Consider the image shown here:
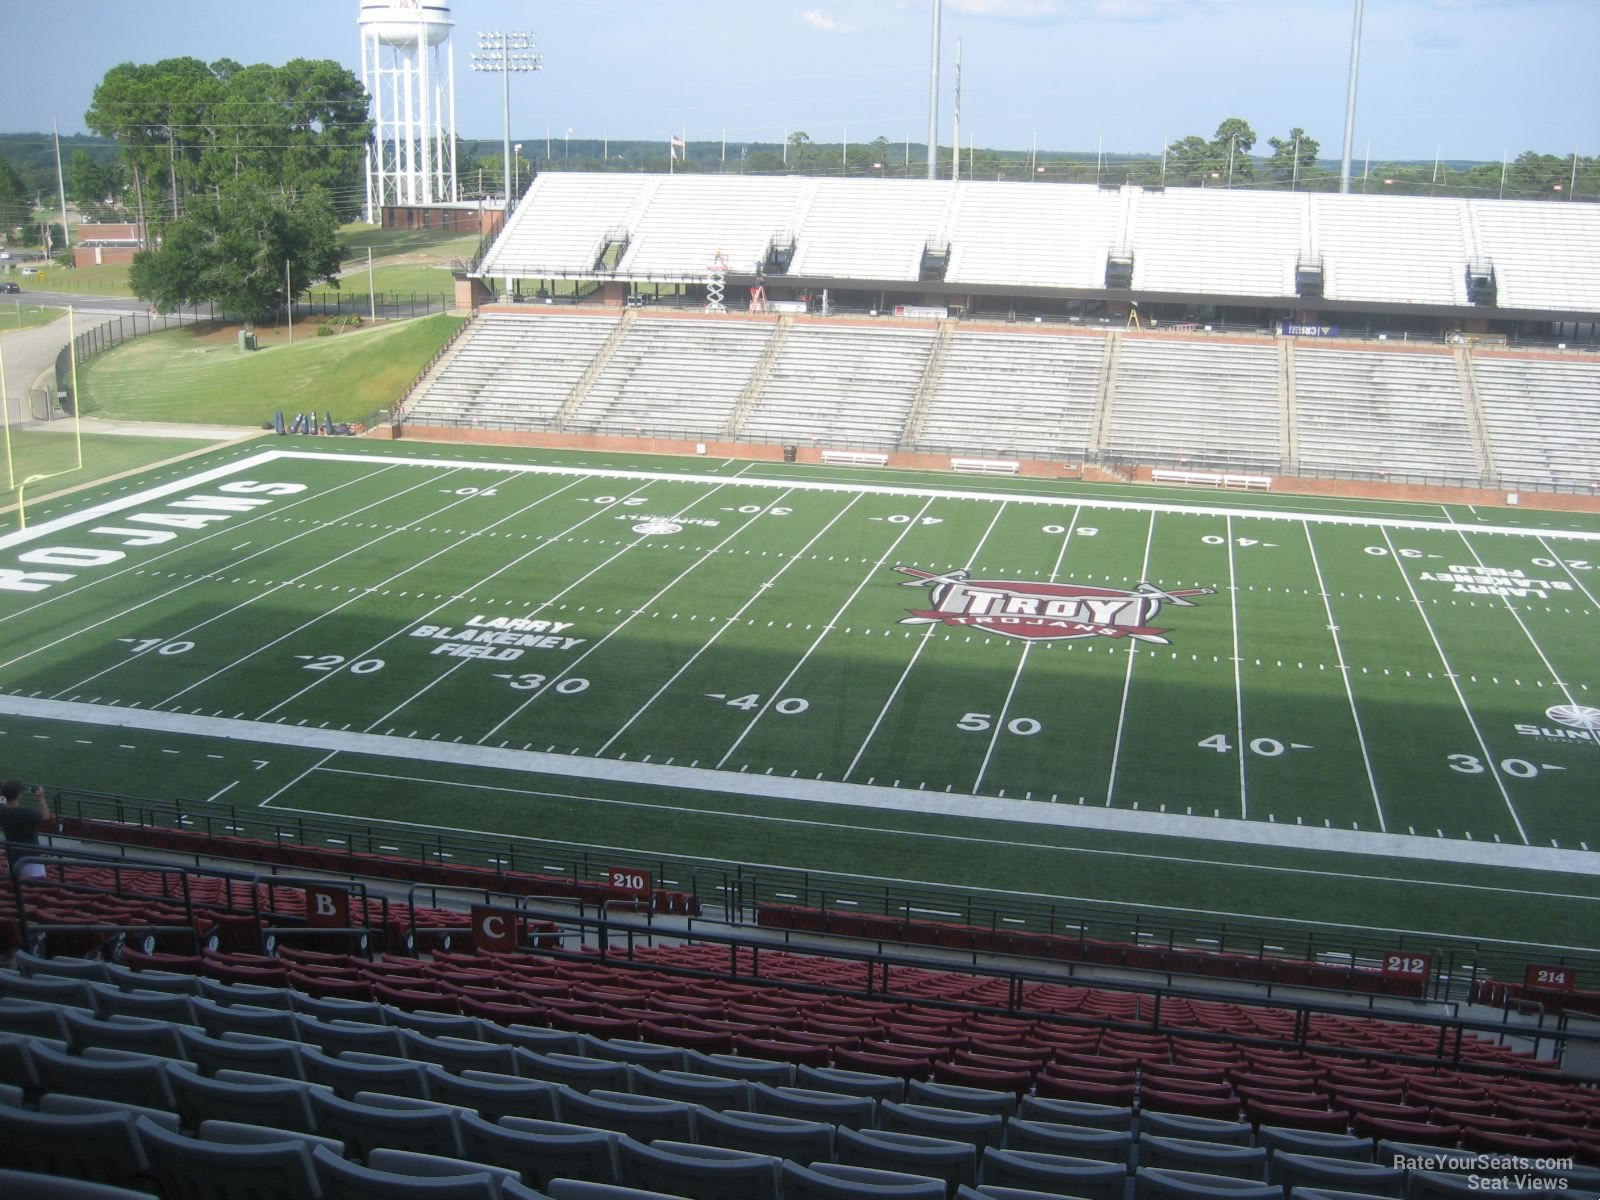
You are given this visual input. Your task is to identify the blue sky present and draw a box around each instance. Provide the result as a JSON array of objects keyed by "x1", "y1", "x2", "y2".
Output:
[{"x1": 2, "y1": 0, "x2": 1594, "y2": 162}]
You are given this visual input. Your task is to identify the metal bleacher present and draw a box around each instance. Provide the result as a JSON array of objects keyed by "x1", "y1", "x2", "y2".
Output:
[
  {"x1": 1294, "y1": 349, "x2": 1481, "y2": 480},
  {"x1": 1471, "y1": 354, "x2": 1600, "y2": 490},
  {"x1": 480, "y1": 174, "x2": 653, "y2": 278},
  {"x1": 1105, "y1": 339, "x2": 1283, "y2": 470},
  {"x1": 1471, "y1": 199, "x2": 1600, "y2": 312},
  {"x1": 945, "y1": 183, "x2": 1122, "y2": 290},
  {"x1": 915, "y1": 331, "x2": 1105, "y2": 459},
  {"x1": 615, "y1": 176, "x2": 812, "y2": 280},
  {"x1": 1311, "y1": 194, "x2": 1470, "y2": 307},
  {"x1": 565, "y1": 318, "x2": 776, "y2": 439},
  {"x1": 737, "y1": 325, "x2": 936, "y2": 447},
  {"x1": 762, "y1": 180, "x2": 952, "y2": 282},
  {"x1": 407, "y1": 312, "x2": 620, "y2": 430},
  {"x1": 1131, "y1": 190, "x2": 1301, "y2": 298}
]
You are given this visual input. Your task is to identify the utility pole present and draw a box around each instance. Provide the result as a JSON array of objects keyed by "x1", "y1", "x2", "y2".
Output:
[
  {"x1": 367, "y1": 247, "x2": 376, "y2": 323},
  {"x1": 52, "y1": 117, "x2": 70, "y2": 256},
  {"x1": 285, "y1": 259, "x2": 294, "y2": 343}
]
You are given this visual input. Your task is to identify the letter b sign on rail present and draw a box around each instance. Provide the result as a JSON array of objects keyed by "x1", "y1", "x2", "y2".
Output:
[{"x1": 305, "y1": 885, "x2": 350, "y2": 929}]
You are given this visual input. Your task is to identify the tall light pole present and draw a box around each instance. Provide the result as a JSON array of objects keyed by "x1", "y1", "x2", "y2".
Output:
[
  {"x1": 1338, "y1": 0, "x2": 1364, "y2": 195},
  {"x1": 926, "y1": 0, "x2": 941, "y2": 180},
  {"x1": 513, "y1": 143, "x2": 522, "y2": 196},
  {"x1": 471, "y1": 30, "x2": 540, "y2": 208}
]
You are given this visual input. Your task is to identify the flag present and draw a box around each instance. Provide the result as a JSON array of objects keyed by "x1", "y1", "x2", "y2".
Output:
[{"x1": 670, "y1": 135, "x2": 686, "y2": 161}]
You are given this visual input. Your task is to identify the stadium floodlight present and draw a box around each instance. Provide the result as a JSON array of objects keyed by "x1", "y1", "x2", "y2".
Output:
[{"x1": 471, "y1": 31, "x2": 541, "y2": 209}]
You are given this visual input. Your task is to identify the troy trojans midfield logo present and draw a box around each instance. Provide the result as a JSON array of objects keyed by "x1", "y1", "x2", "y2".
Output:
[{"x1": 894, "y1": 566, "x2": 1214, "y2": 644}]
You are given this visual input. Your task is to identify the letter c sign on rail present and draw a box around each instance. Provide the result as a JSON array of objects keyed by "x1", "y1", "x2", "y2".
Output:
[{"x1": 472, "y1": 905, "x2": 517, "y2": 953}]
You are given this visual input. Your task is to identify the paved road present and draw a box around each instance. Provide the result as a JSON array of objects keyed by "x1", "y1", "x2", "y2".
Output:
[{"x1": 0, "y1": 290, "x2": 198, "y2": 429}]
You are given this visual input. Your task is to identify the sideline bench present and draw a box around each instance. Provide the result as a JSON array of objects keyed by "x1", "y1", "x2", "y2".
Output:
[
  {"x1": 820, "y1": 450, "x2": 890, "y2": 467},
  {"x1": 951, "y1": 458, "x2": 1020, "y2": 475},
  {"x1": 1152, "y1": 468, "x2": 1272, "y2": 490}
]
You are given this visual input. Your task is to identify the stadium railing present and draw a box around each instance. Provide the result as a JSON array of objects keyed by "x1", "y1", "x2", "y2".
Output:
[{"x1": 36, "y1": 788, "x2": 1600, "y2": 1014}]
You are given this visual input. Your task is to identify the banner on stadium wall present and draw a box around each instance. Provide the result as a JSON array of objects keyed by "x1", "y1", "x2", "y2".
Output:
[
  {"x1": 894, "y1": 305, "x2": 949, "y2": 320},
  {"x1": 1279, "y1": 322, "x2": 1341, "y2": 337},
  {"x1": 768, "y1": 300, "x2": 807, "y2": 314}
]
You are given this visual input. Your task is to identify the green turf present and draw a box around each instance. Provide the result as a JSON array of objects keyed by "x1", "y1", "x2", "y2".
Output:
[
  {"x1": 1, "y1": 440, "x2": 1595, "y2": 954},
  {"x1": 1, "y1": 429, "x2": 248, "y2": 510},
  {"x1": 38, "y1": 263, "x2": 137, "y2": 297},
  {"x1": 0, "y1": 302, "x2": 66, "y2": 332},
  {"x1": 76, "y1": 313, "x2": 466, "y2": 426}
]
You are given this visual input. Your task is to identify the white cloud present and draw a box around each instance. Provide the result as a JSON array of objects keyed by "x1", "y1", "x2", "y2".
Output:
[
  {"x1": 947, "y1": 0, "x2": 1067, "y2": 18},
  {"x1": 799, "y1": 9, "x2": 853, "y2": 32}
]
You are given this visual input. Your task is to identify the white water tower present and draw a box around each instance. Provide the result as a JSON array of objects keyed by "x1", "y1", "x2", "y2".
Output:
[{"x1": 360, "y1": 0, "x2": 458, "y2": 220}]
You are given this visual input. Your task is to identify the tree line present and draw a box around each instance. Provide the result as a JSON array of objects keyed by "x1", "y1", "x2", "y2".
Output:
[{"x1": 3, "y1": 68, "x2": 1596, "y2": 320}]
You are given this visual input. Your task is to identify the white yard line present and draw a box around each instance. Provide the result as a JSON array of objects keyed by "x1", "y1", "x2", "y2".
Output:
[
  {"x1": 0, "y1": 462, "x2": 404, "y2": 628},
  {"x1": 1536, "y1": 537, "x2": 1600, "y2": 611},
  {"x1": 597, "y1": 494, "x2": 864, "y2": 756},
  {"x1": 7, "y1": 468, "x2": 456, "y2": 681},
  {"x1": 1227, "y1": 516, "x2": 1248, "y2": 820},
  {"x1": 257, "y1": 477, "x2": 638, "y2": 722},
  {"x1": 1448, "y1": 530, "x2": 1578, "y2": 708},
  {"x1": 1303, "y1": 520, "x2": 1387, "y2": 832},
  {"x1": 146, "y1": 476, "x2": 540, "y2": 709},
  {"x1": 1379, "y1": 526, "x2": 1530, "y2": 845},
  {"x1": 715, "y1": 496, "x2": 939, "y2": 770},
  {"x1": 850, "y1": 500, "x2": 1015, "y2": 784},
  {"x1": 474, "y1": 484, "x2": 782, "y2": 743},
  {"x1": 973, "y1": 504, "x2": 1073, "y2": 794},
  {"x1": 6, "y1": 692, "x2": 1593, "y2": 875},
  {"x1": 367, "y1": 479, "x2": 708, "y2": 734},
  {"x1": 1103, "y1": 512, "x2": 1158, "y2": 807}
]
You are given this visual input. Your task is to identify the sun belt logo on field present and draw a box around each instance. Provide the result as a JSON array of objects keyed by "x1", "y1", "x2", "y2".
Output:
[
  {"x1": 894, "y1": 566, "x2": 1213, "y2": 644},
  {"x1": 1515, "y1": 704, "x2": 1600, "y2": 746}
]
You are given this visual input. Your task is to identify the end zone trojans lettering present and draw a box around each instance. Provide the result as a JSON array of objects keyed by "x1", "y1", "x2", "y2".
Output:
[
  {"x1": 894, "y1": 566, "x2": 1213, "y2": 644},
  {"x1": 0, "y1": 481, "x2": 307, "y2": 593}
]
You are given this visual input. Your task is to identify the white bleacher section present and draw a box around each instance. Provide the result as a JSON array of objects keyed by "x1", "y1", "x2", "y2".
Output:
[
  {"x1": 945, "y1": 183, "x2": 1121, "y2": 289},
  {"x1": 785, "y1": 180, "x2": 953, "y2": 280},
  {"x1": 1132, "y1": 189, "x2": 1301, "y2": 297},
  {"x1": 917, "y1": 331, "x2": 1105, "y2": 458},
  {"x1": 739, "y1": 325, "x2": 935, "y2": 447},
  {"x1": 1312, "y1": 194, "x2": 1470, "y2": 306},
  {"x1": 1472, "y1": 356, "x2": 1600, "y2": 490},
  {"x1": 1294, "y1": 349, "x2": 1480, "y2": 478},
  {"x1": 1106, "y1": 339, "x2": 1282, "y2": 468},
  {"x1": 478, "y1": 174, "x2": 651, "y2": 277},
  {"x1": 406, "y1": 313, "x2": 619, "y2": 428},
  {"x1": 614, "y1": 176, "x2": 809, "y2": 280},
  {"x1": 478, "y1": 175, "x2": 1598, "y2": 318},
  {"x1": 1472, "y1": 200, "x2": 1600, "y2": 312},
  {"x1": 564, "y1": 318, "x2": 774, "y2": 437}
]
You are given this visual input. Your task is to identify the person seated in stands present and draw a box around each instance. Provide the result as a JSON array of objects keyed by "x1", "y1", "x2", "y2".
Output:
[{"x1": 0, "y1": 779, "x2": 51, "y2": 880}]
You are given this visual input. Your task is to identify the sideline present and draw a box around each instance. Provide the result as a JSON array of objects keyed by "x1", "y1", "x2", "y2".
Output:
[
  {"x1": 4, "y1": 448, "x2": 1600, "y2": 550},
  {"x1": 0, "y1": 694, "x2": 1594, "y2": 876}
]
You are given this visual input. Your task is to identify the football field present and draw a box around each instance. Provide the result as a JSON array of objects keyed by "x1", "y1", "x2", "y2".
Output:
[{"x1": 2, "y1": 441, "x2": 1597, "y2": 951}]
